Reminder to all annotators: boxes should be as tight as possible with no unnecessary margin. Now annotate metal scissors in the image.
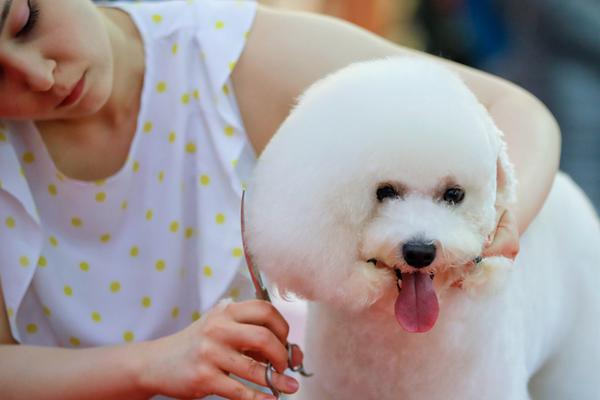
[240,191,313,398]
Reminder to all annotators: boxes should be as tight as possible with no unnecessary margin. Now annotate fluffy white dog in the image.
[244,58,600,399]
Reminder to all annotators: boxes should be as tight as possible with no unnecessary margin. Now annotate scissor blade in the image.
[241,191,271,302]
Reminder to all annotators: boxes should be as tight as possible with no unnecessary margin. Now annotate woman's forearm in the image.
[0,342,151,400]
[484,83,561,233]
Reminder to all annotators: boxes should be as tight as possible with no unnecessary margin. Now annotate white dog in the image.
[244,58,600,400]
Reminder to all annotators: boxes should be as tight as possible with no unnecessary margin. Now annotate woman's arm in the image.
[233,5,560,234]
[0,284,148,400]
[0,284,297,399]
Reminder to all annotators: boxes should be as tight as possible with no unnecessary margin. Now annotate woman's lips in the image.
[59,75,85,108]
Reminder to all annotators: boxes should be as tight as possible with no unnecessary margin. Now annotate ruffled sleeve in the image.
[0,123,43,342]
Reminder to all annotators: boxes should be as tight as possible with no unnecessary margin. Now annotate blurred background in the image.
[262,0,600,212]
[105,0,600,211]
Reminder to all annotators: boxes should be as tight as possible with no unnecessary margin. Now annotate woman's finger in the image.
[288,343,304,369]
[218,349,300,395]
[226,300,290,346]
[483,209,520,259]
[244,343,304,370]
[219,322,290,373]
[209,374,277,400]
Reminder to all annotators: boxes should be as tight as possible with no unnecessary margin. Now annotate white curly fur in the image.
[245,58,600,399]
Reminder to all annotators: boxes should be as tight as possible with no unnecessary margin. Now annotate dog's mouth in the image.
[368,255,483,333]
[367,258,439,333]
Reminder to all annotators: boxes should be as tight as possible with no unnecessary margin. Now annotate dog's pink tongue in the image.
[395,273,439,333]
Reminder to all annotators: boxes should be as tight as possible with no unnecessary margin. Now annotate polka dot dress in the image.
[0,0,257,356]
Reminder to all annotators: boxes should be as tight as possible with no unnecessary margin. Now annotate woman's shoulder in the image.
[104,0,256,40]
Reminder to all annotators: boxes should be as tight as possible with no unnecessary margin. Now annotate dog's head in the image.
[245,58,515,332]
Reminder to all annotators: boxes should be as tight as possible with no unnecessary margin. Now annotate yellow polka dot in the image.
[185,227,194,239]
[145,209,154,221]
[192,311,201,321]
[141,296,152,308]
[181,93,190,104]
[0,132,5,142]
[244,30,250,40]
[229,61,236,72]
[184,141,199,155]
[199,175,210,186]
[156,81,167,93]
[69,337,81,346]
[215,20,225,29]
[171,307,180,318]
[48,184,57,196]
[133,161,140,173]
[22,152,35,164]
[215,213,225,224]
[123,331,135,342]
[171,43,178,54]
[169,221,179,233]
[203,265,213,277]
[91,312,102,323]
[49,236,58,247]
[143,121,153,133]
[168,131,176,143]
[64,286,73,296]
[19,256,29,267]
[158,171,165,183]
[43,306,51,317]
[95,192,106,202]
[222,84,229,95]
[26,324,38,334]
[5,217,15,229]
[109,281,121,293]
[152,14,163,23]
[130,246,139,257]
[79,262,90,272]
[7,308,13,318]
[231,159,238,168]
[71,217,83,227]
[230,287,241,300]
[56,171,66,182]
[155,259,166,272]
[37,256,47,268]
[100,234,111,243]
[224,126,235,137]
[232,248,243,258]
[121,201,128,210]
[193,89,200,100]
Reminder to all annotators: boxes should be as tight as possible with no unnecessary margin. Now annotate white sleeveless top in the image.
[0,0,257,351]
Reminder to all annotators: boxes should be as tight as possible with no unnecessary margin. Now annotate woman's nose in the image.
[1,48,56,92]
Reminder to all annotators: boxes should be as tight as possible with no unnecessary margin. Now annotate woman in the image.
[0,0,558,398]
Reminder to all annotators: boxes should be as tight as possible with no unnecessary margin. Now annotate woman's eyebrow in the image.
[0,0,14,35]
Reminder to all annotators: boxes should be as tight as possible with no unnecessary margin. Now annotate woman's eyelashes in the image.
[16,0,39,37]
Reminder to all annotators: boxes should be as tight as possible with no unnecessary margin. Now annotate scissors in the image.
[240,191,313,398]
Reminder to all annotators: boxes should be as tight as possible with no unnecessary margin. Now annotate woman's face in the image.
[0,0,114,120]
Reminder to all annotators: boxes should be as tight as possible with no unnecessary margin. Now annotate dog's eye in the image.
[443,187,465,205]
[376,185,399,202]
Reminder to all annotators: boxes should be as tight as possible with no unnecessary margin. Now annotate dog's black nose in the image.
[402,242,436,268]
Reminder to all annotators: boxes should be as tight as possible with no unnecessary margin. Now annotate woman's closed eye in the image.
[16,0,39,37]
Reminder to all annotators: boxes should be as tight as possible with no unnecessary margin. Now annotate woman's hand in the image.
[138,299,302,400]
[483,208,520,260]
